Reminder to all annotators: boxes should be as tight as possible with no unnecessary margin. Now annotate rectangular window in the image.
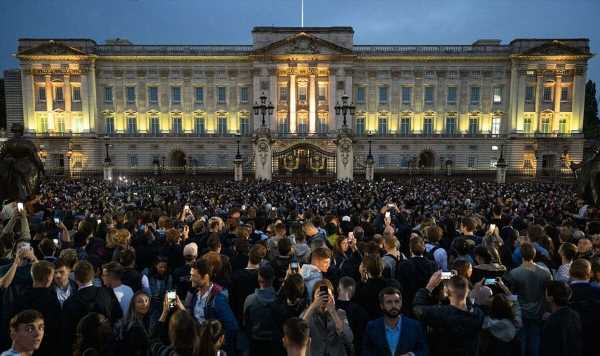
[356,87,365,104]
[240,116,250,135]
[423,117,433,136]
[400,117,410,136]
[72,86,81,102]
[317,116,328,133]
[561,87,569,102]
[260,81,269,91]
[298,117,308,134]
[54,87,64,102]
[104,87,113,103]
[195,117,205,135]
[318,86,327,102]
[378,155,387,168]
[492,117,501,135]
[493,87,502,104]
[379,87,388,104]
[402,87,412,105]
[471,71,481,80]
[150,116,160,135]
[127,116,137,134]
[468,156,476,168]
[559,118,568,134]
[470,87,480,105]
[125,86,135,104]
[543,87,552,102]
[195,87,204,104]
[525,86,535,103]
[240,87,249,104]
[278,116,289,134]
[217,86,226,104]
[129,155,138,168]
[171,87,181,105]
[337,81,345,90]
[148,87,158,105]
[446,116,457,135]
[447,86,457,104]
[38,86,46,102]
[217,116,227,134]
[378,117,388,135]
[541,117,551,133]
[172,117,182,134]
[55,116,65,133]
[105,116,114,135]
[355,117,365,136]
[424,71,434,79]
[468,117,479,135]
[424,86,434,105]
[447,71,458,80]
[279,86,289,102]
[298,86,307,103]
[523,118,532,133]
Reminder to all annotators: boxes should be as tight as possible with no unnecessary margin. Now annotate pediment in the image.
[18,41,88,56]
[522,40,584,56]
[254,33,352,55]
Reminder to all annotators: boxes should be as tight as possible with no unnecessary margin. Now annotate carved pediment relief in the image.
[254,33,352,56]
[522,40,585,56]
[18,41,88,56]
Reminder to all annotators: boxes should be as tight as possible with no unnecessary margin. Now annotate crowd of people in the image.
[0,175,599,356]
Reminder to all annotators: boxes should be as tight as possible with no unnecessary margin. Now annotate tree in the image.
[583,80,599,138]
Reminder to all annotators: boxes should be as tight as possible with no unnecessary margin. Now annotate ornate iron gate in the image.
[272,143,336,178]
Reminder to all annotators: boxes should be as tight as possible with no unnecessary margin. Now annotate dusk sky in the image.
[1,0,598,87]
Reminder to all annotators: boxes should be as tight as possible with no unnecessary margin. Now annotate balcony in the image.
[106,131,252,138]
[26,131,96,138]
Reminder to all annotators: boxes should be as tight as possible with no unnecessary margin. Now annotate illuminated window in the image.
[378,116,388,135]
[297,113,308,134]
[400,117,410,136]
[298,86,307,103]
[150,116,160,135]
[379,87,388,104]
[105,116,114,135]
[277,113,289,134]
[127,116,137,134]
[402,87,412,105]
[37,86,46,102]
[317,113,328,133]
[470,87,480,105]
[561,87,569,102]
[492,117,501,135]
[55,115,65,133]
[37,114,48,133]
[541,116,551,133]
[172,116,182,134]
[468,117,479,135]
[126,86,136,104]
[493,87,502,104]
[171,87,181,105]
[471,71,481,79]
[72,87,81,102]
[217,116,227,134]
[279,86,288,102]
[195,116,205,135]
[447,71,458,80]
[423,117,433,136]
[523,117,532,133]
[559,118,568,134]
[447,87,457,104]
[424,86,434,104]
[318,86,327,102]
[446,116,457,135]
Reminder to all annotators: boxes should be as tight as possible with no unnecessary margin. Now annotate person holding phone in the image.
[300,279,353,356]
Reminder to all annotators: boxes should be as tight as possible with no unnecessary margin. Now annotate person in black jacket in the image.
[118,248,144,293]
[413,271,485,356]
[7,260,60,356]
[540,281,582,356]
[62,260,123,355]
[354,253,402,321]
[229,244,266,324]
[271,273,307,356]
[336,276,368,356]
[567,258,600,356]
[396,235,437,315]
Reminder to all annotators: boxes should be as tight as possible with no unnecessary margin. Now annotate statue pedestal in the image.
[366,158,375,181]
[496,161,507,184]
[254,128,273,181]
[234,158,243,181]
[153,164,159,175]
[103,164,113,182]
[335,129,354,181]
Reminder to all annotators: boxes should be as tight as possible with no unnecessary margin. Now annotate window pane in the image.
[38,87,46,102]
[72,87,81,102]
[493,87,502,103]
[217,87,226,104]
[379,87,388,104]
[561,87,569,102]
[195,117,205,135]
[378,117,387,135]
[470,87,480,104]
[400,117,410,135]
[240,87,249,103]
[356,87,365,104]
[195,87,204,104]
[171,87,181,104]
[356,117,365,135]
[423,117,433,135]
[447,87,457,104]
[148,87,158,104]
[424,87,434,104]
[525,86,535,103]
[446,117,456,135]
[402,87,412,104]
[104,87,112,103]
[55,87,64,101]
[492,117,501,135]
[543,87,552,102]
[279,86,288,102]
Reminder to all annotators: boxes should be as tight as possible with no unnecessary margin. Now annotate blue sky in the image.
[1,0,598,87]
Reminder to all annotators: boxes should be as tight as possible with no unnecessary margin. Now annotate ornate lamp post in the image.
[365,131,375,181]
[253,92,274,128]
[335,93,356,129]
[234,133,243,181]
[161,156,166,174]
[103,136,113,181]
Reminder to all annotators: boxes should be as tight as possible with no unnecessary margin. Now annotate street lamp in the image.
[235,134,242,160]
[367,131,374,161]
[253,92,274,128]
[103,136,111,164]
[335,93,356,128]
[161,156,166,174]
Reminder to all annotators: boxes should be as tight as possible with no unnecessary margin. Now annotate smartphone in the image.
[484,278,497,286]
[385,211,391,218]
[52,239,59,246]
[17,202,23,212]
[319,285,328,298]
[167,290,177,308]
[241,204,246,211]
[184,204,190,211]
[387,203,394,208]
[53,217,60,224]
[441,272,455,280]
[97,219,101,225]
[272,207,276,211]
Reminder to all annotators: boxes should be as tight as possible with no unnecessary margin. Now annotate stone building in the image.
[4,26,593,178]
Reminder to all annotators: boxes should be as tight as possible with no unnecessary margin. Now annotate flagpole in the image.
[301,0,304,27]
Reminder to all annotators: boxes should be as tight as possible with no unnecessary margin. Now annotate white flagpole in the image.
[301,0,304,27]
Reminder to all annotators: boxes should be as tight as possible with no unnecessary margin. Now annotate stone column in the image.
[309,74,316,133]
[269,69,278,131]
[535,71,543,132]
[20,69,35,132]
[64,74,71,132]
[289,74,296,133]
[234,158,243,181]
[553,73,562,133]
[329,70,336,129]
[45,75,54,131]
[80,72,90,133]
[571,66,586,133]
[508,66,519,132]
[335,130,353,181]
[254,129,272,181]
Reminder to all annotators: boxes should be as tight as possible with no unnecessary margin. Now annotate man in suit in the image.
[362,287,427,356]
[61,260,122,355]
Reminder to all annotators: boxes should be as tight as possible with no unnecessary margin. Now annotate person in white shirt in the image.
[101,261,134,316]
[53,258,75,307]
[555,242,577,282]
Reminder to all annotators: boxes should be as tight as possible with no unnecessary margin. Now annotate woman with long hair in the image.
[73,313,114,356]
[149,294,201,356]
[198,319,226,356]
[116,291,152,356]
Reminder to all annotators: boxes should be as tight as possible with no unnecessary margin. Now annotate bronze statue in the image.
[0,123,45,202]
[571,145,600,206]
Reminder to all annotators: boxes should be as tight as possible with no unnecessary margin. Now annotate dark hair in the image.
[38,238,56,257]
[102,261,124,280]
[192,259,213,279]
[559,243,577,262]
[312,279,333,299]
[409,235,426,255]
[283,317,310,348]
[489,293,515,320]
[31,260,54,285]
[207,234,221,252]
[311,247,332,262]
[461,217,476,232]
[282,273,305,303]
[447,275,469,298]
[378,287,402,305]
[73,261,95,284]
[118,248,136,268]
[168,310,201,356]
[258,264,275,285]
[248,244,267,265]
[73,313,112,356]
[546,281,572,306]
[278,237,293,256]
[199,319,225,356]
[338,276,356,294]
[474,246,493,264]
[362,253,384,278]
[54,258,71,270]
[570,258,592,280]
[452,259,472,279]
[520,242,536,262]
[9,309,43,331]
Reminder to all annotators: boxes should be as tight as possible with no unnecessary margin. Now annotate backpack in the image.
[382,253,403,279]
[424,245,441,263]
[247,297,277,341]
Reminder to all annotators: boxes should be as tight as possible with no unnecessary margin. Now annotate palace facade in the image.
[4,27,593,177]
